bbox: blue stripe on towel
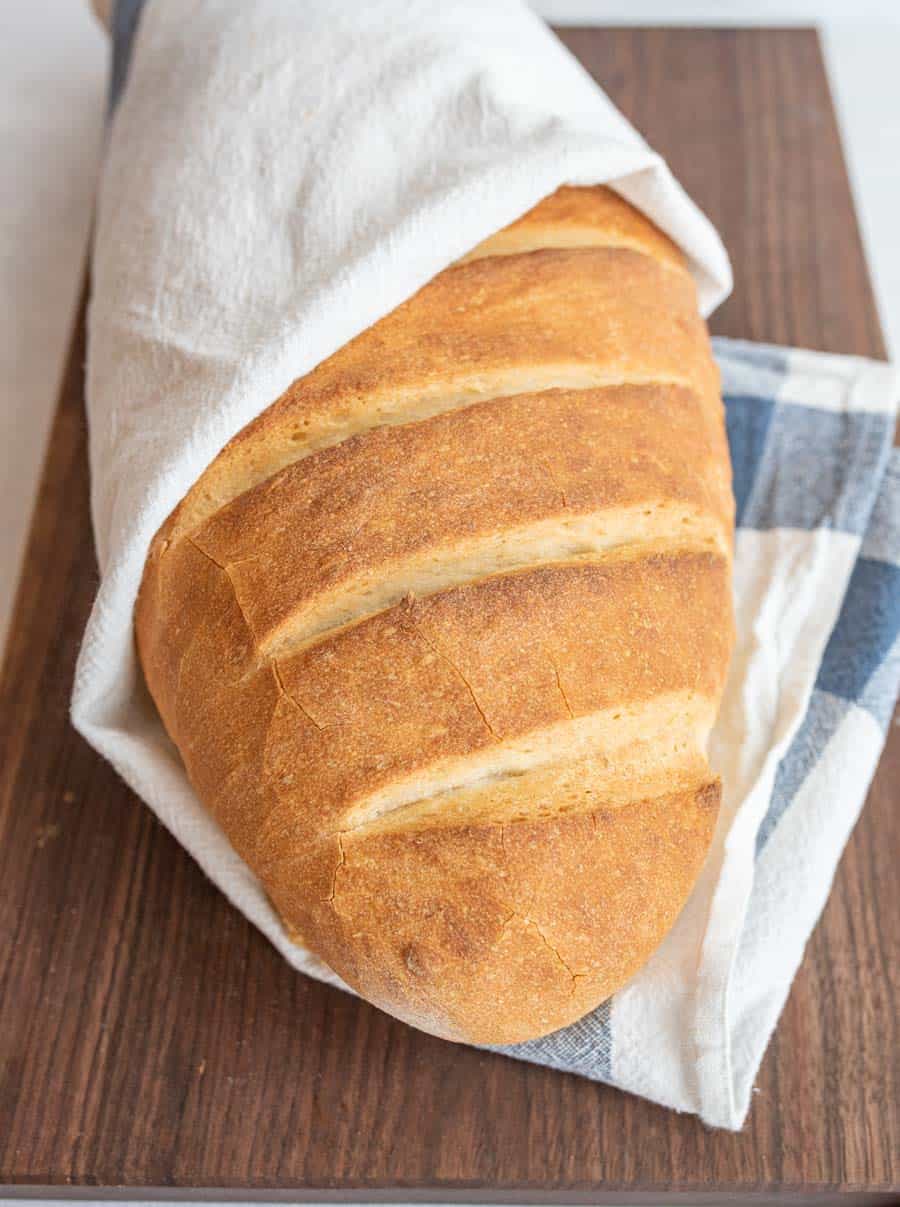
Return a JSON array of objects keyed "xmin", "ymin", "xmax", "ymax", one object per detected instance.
[
  {"xmin": 500, "ymin": 998, "xmax": 613, "ymax": 1080},
  {"xmin": 714, "ymin": 337, "xmax": 790, "ymax": 400},
  {"xmin": 861, "ymin": 455, "xmax": 900, "ymax": 565},
  {"xmin": 817, "ymin": 557, "xmax": 900, "ymax": 710},
  {"xmin": 724, "ymin": 395, "xmax": 776, "ymax": 526},
  {"xmin": 756, "ymin": 690, "xmax": 850, "ymax": 853},
  {"xmin": 757, "ymin": 452, "xmax": 900, "ymax": 853},
  {"xmin": 728, "ymin": 403, "xmax": 893, "ymax": 535},
  {"xmin": 110, "ymin": 0, "xmax": 147, "ymax": 113}
]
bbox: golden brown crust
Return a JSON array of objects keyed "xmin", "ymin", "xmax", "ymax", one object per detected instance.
[
  {"xmin": 135, "ymin": 184, "xmax": 735, "ymax": 1043},
  {"xmin": 458, "ymin": 184, "xmax": 688, "ymax": 271},
  {"xmin": 190, "ymin": 384, "xmax": 729, "ymax": 654},
  {"xmin": 160, "ymin": 242, "xmax": 724, "ymax": 543}
]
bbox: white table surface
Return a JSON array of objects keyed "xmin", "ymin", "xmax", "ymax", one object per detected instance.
[{"xmin": 1, "ymin": 1, "xmax": 898, "ymax": 659}]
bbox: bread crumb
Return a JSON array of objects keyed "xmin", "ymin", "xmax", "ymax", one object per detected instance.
[{"xmin": 36, "ymin": 823, "xmax": 60, "ymax": 848}]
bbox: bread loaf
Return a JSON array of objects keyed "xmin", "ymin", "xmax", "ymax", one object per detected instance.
[{"xmin": 136, "ymin": 186, "xmax": 734, "ymax": 1044}]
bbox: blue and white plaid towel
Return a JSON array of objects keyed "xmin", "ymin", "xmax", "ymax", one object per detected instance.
[
  {"xmin": 502, "ymin": 339, "xmax": 900, "ymax": 1128},
  {"xmin": 77, "ymin": 0, "xmax": 899, "ymax": 1134}
]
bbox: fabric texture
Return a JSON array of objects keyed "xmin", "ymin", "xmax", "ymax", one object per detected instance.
[{"xmin": 72, "ymin": 0, "xmax": 899, "ymax": 1130}]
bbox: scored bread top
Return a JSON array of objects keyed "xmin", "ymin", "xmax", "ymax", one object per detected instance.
[{"xmin": 136, "ymin": 186, "xmax": 734, "ymax": 1044}]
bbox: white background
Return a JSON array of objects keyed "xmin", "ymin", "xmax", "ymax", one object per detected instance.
[{"xmin": 1, "ymin": 0, "xmax": 899, "ymax": 656}]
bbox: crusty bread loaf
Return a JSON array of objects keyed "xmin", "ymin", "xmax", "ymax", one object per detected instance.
[{"xmin": 136, "ymin": 186, "xmax": 734, "ymax": 1044}]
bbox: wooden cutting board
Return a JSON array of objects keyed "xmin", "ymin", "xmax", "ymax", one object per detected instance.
[{"xmin": 1, "ymin": 27, "xmax": 897, "ymax": 1203}]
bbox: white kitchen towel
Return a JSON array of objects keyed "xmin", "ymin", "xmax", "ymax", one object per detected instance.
[{"xmin": 72, "ymin": 0, "xmax": 899, "ymax": 1129}]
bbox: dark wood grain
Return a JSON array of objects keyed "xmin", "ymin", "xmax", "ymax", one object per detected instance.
[{"xmin": 0, "ymin": 28, "xmax": 897, "ymax": 1200}]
